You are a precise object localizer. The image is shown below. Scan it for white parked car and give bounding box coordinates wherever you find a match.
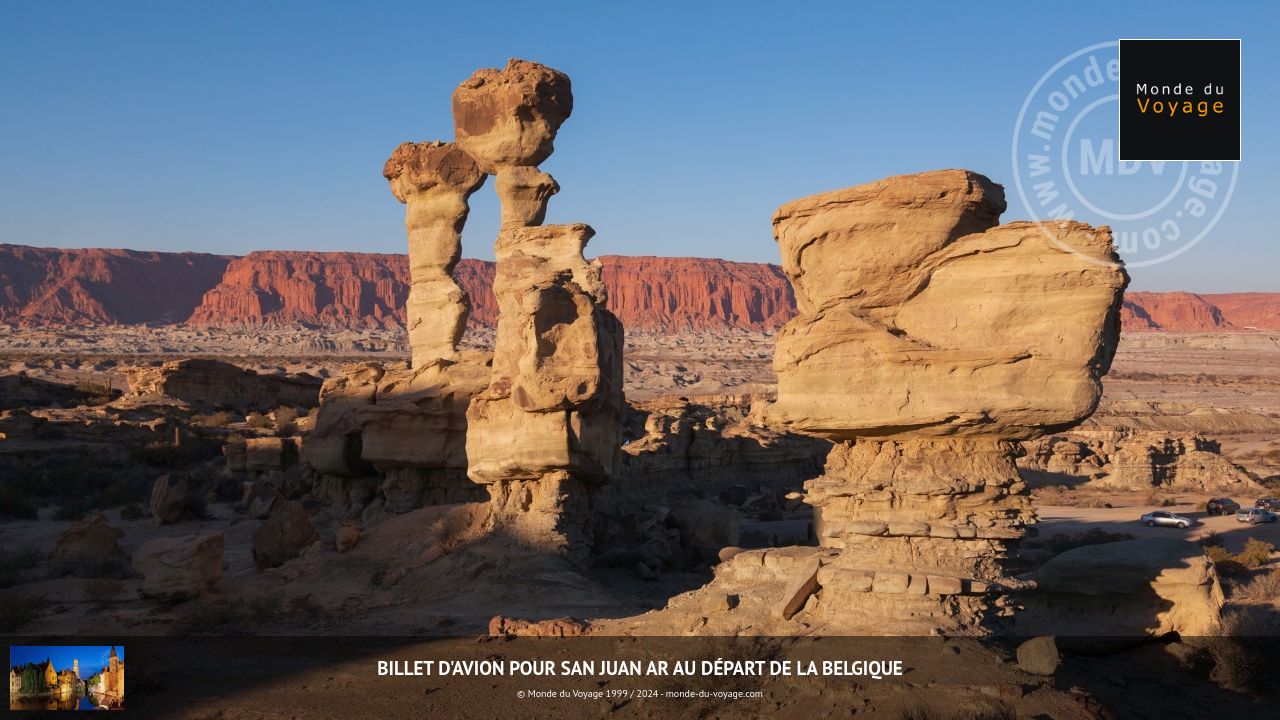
[1235,507,1277,525]
[1140,511,1195,528]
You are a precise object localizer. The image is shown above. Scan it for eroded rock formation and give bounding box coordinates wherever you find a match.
[1021,430,1262,491]
[456,59,624,559]
[764,170,1128,634]
[125,359,321,412]
[383,141,486,366]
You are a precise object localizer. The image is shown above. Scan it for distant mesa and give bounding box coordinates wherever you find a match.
[0,243,1274,333]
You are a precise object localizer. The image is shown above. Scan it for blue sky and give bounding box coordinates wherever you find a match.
[0,1,1274,291]
[10,645,122,678]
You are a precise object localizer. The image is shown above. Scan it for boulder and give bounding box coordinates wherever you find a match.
[244,481,285,520]
[1016,636,1060,675]
[452,58,573,174]
[132,532,224,602]
[1021,538,1224,637]
[149,473,188,525]
[335,523,360,553]
[765,170,1127,441]
[49,513,123,576]
[252,501,318,570]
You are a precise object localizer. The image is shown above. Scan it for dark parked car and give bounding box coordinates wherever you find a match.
[1256,497,1280,511]
[1207,497,1241,515]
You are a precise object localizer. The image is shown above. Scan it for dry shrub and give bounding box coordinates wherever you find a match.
[1236,538,1275,568]
[899,702,1015,720]
[197,411,234,428]
[0,594,43,632]
[1232,568,1280,603]
[245,412,271,429]
[432,504,491,552]
[1207,539,1273,578]
[1201,608,1280,692]
[1206,545,1247,577]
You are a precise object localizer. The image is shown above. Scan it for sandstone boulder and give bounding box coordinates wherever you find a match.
[252,501,318,570]
[49,513,123,576]
[244,480,285,520]
[452,58,573,174]
[1021,538,1224,637]
[149,473,189,525]
[335,523,360,553]
[766,171,1127,441]
[1016,636,1060,675]
[133,532,224,602]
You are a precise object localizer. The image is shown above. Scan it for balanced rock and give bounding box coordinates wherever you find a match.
[762,169,1126,634]
[383,141,486,366]
[252,500,318,570]
[50,513,123,576]
[133,532,224,602]
[456,60,624,560]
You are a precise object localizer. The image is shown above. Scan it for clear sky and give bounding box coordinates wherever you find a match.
[0,1,1274,291]
[10,645,123,678]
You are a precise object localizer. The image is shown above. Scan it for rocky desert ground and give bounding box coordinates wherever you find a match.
[1,325,1278,717]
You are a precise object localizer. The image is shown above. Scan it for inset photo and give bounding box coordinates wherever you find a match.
[9,646,124,711]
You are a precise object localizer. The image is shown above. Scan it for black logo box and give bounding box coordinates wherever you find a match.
[1119,39,1241,161]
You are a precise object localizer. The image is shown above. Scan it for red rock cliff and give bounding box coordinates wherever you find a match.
[184,252,793,332]
[1121,291,1234,332]
[5,243,1277,333]
[0,244,230,326]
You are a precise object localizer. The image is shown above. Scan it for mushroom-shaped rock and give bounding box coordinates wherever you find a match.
[383,141,487,366]
[452,58,573,173]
